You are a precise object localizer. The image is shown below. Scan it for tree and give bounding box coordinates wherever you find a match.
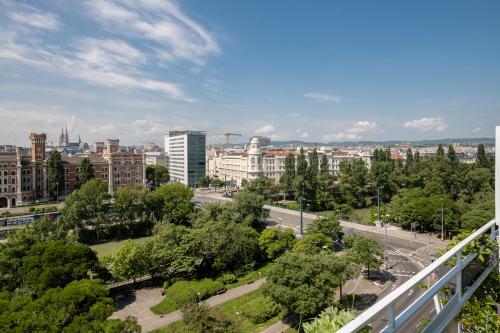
[210,178,224,188]
[309,148,319,179]
[231,191,269,226]
[303,306,367,333]
[263,252,345,324]
[47,150,64,200]
[294,148,309,198]
[316,172,336,211]
[145,165,170,189]
[77,157,95,187]
[243,176,279,202]
[197,221,260,274]
[60,179,110,240]
[436,144,445,161]
[110,240,150,282]
[147,223,202,276]
[320,153,329,175]
[447,145,458,166]
[259,227,296,259]
[112,185,150,224]
[370,148,397,203]
[476,144,487,168]
[293,233,334,255]
[280,154,296,199]
[181,302,239,333]
[345,234,383,278]
[460,200,494,231]
[305,217,343,242]
[198,176,210,187]
[150,183,193,224]
[0,279,140,332]
[19,240,99,294]
[338,159,368,208]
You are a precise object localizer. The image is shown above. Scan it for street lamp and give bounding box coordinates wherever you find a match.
[299,196,304,236]
[258,272,262,280]
[441,198,444,240]
[384,214,390,269]
[278,217,283,229]
[197,292,201,303]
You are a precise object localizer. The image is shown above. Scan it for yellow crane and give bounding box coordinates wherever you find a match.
[206,132,242,145]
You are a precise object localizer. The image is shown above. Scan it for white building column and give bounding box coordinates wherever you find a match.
[108,159,114,195]
[495,126,499,273]
[16,147,22,206]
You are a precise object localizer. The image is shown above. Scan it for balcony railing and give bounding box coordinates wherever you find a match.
[337,219,498,333]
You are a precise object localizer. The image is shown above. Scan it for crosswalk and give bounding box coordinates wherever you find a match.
[386,249,401,256]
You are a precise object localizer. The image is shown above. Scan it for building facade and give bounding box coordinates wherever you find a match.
[0,134,145,208]
[0,133,46,208]
[164,131,206,186]
[208,136,373,187]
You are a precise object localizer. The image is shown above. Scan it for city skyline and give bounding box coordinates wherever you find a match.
[1,0,500,145]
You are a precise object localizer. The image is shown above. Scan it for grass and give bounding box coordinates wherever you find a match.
[152,289,285,333]
[150,262,274,315]
[224,262,273,289]
[89,236,153,257]
[319,208,373,225]
[151,279,225,315]
[351,208,373,224]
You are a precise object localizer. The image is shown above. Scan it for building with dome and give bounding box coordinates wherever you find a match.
[208,136,373,187]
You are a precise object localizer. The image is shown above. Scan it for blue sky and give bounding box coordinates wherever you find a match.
[1,0,499,145]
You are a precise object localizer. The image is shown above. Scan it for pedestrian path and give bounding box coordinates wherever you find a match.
[110,278,266,332]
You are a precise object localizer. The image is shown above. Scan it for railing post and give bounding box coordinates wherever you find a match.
[455,251,462,302]
[386,303,395,332]
[496,126,499,273]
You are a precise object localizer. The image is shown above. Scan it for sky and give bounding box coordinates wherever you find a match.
[1,0,499,146]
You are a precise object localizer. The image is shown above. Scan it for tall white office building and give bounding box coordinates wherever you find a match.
[164,131,206,186]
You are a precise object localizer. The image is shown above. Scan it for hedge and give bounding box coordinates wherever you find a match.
[241,295,282,324]
[151,278,225,314]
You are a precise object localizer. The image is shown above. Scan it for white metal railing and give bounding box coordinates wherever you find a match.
[337,219,498,333]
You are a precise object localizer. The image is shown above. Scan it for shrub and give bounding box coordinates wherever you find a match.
[152,279,226,314]
[220,273,237,285]
[28,207,35,213]
[241,295,281,324]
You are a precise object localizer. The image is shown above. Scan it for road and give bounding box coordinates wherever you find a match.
[194,193,444,332]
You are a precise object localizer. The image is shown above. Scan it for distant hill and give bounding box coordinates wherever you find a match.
[268,138,494,147]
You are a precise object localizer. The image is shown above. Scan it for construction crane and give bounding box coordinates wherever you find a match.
[206,132,242,145]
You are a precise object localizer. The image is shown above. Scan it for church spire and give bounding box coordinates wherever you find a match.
[59,124,65,147]
[64,123,69,145]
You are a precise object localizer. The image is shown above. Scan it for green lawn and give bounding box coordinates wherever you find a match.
[224,262,273,289]
[152,289,284,333]
[151,263,274,315]
[318,208,373,225]
[351,208,373,224]
[151,278,225,315]
[89,236,153,257]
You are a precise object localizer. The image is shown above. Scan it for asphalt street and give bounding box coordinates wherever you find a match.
[194,194,443,332]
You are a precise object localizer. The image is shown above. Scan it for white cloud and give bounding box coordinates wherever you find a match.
[303,92,341,103]
[403,117,447,132]
[472,127,482,133]
[323,132,361,141]
[4,1,61,31]
[322,121,377,142]
[255,124,275,135]
[85,0,220,66]
[0,30,192,101]
[348,121,377,133]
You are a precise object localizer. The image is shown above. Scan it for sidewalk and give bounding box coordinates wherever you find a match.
[110,278,266,332]
[196,192,446,249]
